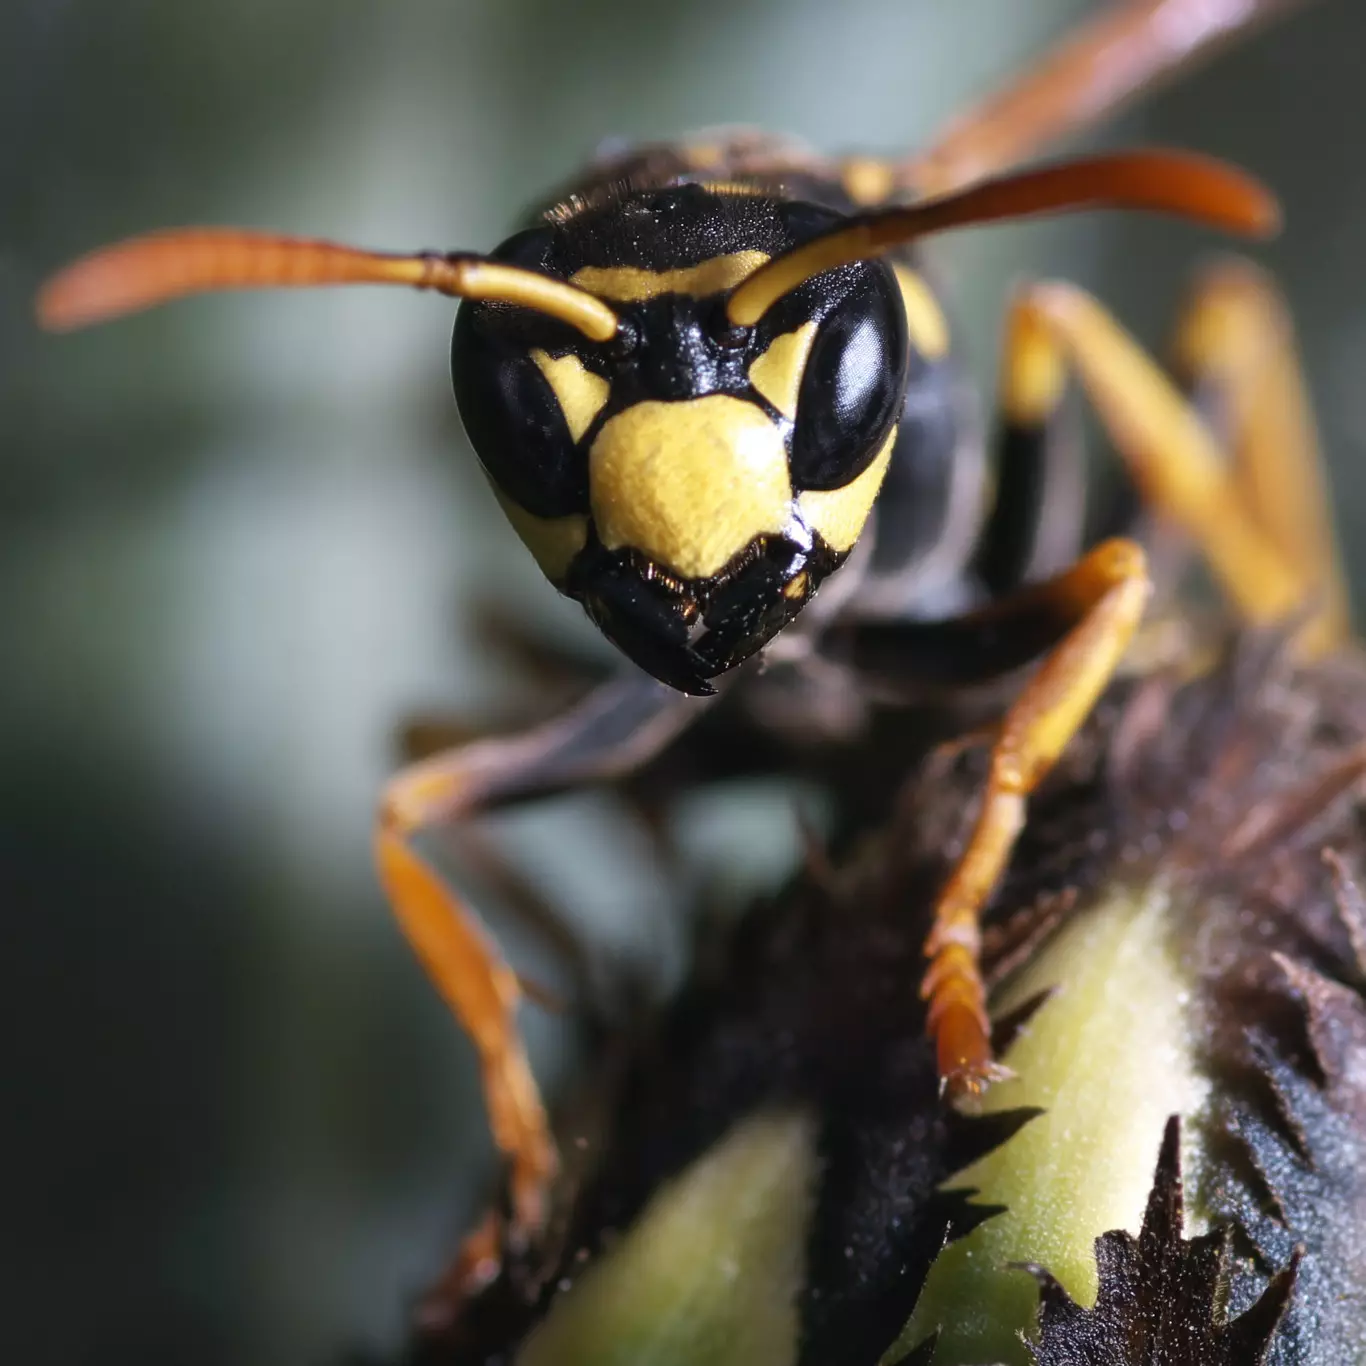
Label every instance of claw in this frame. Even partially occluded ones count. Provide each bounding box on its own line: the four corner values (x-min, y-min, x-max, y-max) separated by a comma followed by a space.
414, 1210, 505, 1335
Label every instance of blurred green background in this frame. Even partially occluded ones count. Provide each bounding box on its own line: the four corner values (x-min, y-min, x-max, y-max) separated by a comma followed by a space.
4, 2, 1365, 1362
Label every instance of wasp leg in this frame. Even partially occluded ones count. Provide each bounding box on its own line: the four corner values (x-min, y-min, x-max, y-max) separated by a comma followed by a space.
973, 287, 1087, 596
1171, 257, 1349, 650
396, 711, 604, 1006
1017, 281, 1310, 630
416, 1209, 505, 1330
375, 676, 703, 1245
926, 279, 1331, 1094
899, 0, 1307, 197
924, 538, 1151, 1094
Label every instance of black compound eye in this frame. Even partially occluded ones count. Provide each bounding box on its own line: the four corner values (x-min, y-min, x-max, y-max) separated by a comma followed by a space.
788, 268, 909, 492
451, 305, 591, 519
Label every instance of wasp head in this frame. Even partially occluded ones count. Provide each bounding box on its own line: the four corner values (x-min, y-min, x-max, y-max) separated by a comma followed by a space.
452, 182, 910, 695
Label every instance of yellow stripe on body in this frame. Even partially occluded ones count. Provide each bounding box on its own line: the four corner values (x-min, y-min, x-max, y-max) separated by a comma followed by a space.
841, 157, 896, 207
570, 252, 769, 303
893, 265, 950, 362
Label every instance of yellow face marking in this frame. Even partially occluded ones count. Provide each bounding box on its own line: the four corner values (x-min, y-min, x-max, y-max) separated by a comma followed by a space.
797, 427, 895, 553
516, 1111, 817, 1366
569, 251, 769, 304
893, 265, 950, 361
841, 156, 895, 207
746, 321, 818, 421
590, 395, 792, 580
530, 348, 610, 444
782, 571, 808, 601
491, 487, 588, 585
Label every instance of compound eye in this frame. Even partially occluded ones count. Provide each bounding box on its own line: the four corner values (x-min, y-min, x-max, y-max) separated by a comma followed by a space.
451, 306, 596, 518
788, 269, 908, 492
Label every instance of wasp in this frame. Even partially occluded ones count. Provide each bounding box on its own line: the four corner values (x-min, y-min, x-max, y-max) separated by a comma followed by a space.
36, 0, 1345, 1298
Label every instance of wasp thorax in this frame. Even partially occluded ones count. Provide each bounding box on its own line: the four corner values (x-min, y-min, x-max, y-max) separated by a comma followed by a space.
451, 183, 910, 694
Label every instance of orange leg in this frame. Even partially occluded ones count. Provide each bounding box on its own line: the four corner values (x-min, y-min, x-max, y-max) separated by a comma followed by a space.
926, 277, 1326, 1095
924, 538, 1151, 1092
377, 787, 555, 1235
373, 676, 699, 1260
413, 1210, 505, 1334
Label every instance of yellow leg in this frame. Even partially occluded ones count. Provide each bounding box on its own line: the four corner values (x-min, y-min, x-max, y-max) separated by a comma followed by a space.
1017, 280, 1311, 629
1170, 257, 1349, 651
924, 539, 1151, 1093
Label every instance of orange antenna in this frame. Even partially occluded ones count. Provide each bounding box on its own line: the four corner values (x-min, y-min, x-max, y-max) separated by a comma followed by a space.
726, 149, 1279, 327
36, 229, 621, 342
